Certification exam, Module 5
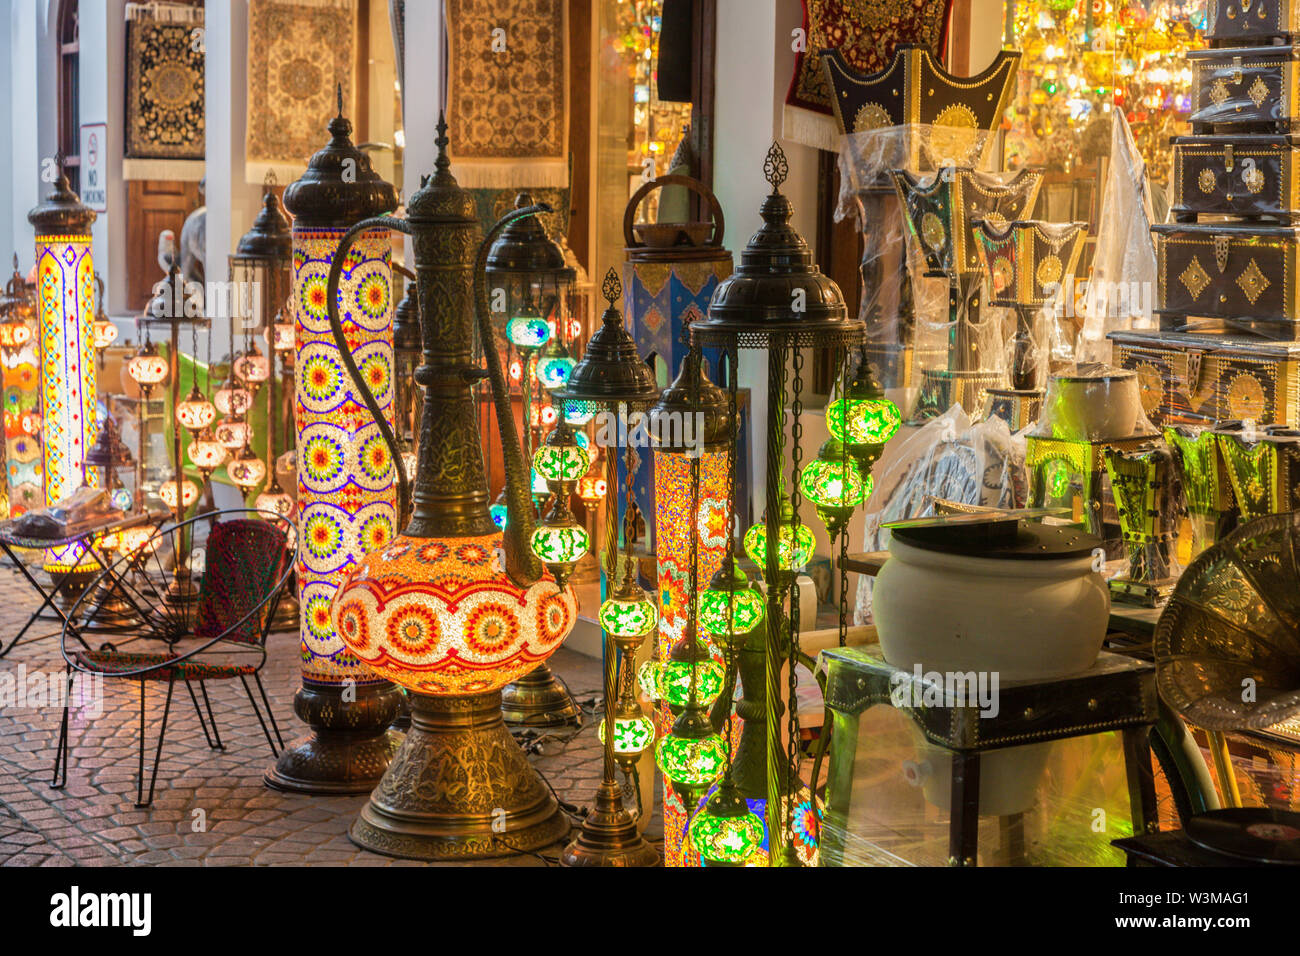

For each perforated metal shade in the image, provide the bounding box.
[691,143,862,349]
[553,268,658,409]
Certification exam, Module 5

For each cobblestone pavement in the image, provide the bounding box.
[0,565,659,866]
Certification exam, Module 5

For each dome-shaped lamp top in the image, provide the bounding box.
[553,268,658,407]
[693,142,860,347]
[28,161,96,236]
[404,114,477,225]
[84,416,133,469]
[485,193,576,281]
[283,86,399,228]
[141,260,202,327]
[649,348,734,451]
[234,181,293,261]
[0,255,31,318]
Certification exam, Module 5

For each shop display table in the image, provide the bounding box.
[817,644,1160,866]
[0,510,162,658]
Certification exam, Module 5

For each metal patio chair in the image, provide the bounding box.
[51,508,296,807]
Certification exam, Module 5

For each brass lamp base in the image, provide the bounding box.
[561,780,660,867]
[501,662,582,728]
[265,681,404,794]
[269,590,300,632]
[349,690,570,860]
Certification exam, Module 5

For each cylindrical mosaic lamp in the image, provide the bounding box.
[28,166,98,581]
[0,257,42,518]
[265,103,404,795]
[647,350,734,866]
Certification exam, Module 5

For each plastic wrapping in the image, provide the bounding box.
[835,126,1000,397]
[853,408,1027,625]
[1029,363,1159,443]
[818,703,1177,866]
[1077,112,1158,364]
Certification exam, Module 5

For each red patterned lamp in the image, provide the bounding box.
[325,119,579,859]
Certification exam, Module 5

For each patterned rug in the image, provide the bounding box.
[245,0,357,183]
[445,0,569,188]
[124,2,206,160]
[783,0,953,151]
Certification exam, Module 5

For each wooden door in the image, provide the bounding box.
[125,179,202,312]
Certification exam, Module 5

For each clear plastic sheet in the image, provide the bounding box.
[835,126,1000,396]
[819,704,1176,866]
[1076,112,1158,364]
[853,407,1027,625]
[1029,363,1159,443]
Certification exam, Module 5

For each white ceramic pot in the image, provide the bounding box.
[874,524,1109,821]
[875,534,1110,681]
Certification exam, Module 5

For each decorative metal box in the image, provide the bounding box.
[1214,425,1300,518]
[974,219,1089,308]
[821,45,1020,170]
[1205,0,1300,44]
[892,169,1043,278]
[1170,135,1300,222]
[1188,46,1298,131]
[1110,329,1300,427]
[1152,222,1300,337]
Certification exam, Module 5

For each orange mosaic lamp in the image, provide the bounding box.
[322,117,578,860]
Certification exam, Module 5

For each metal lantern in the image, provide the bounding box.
[324,119,578,860]
[265,97,404,796]
[549,267,661,867]
[486,192,577,464]
[391,268,421,495]
[28,163,98,579]
[690,142,865,866]
[140,262,209,607]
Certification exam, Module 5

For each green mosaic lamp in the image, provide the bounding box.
[800,438,872,534]
[688,778,765,867]
[533,420,590,493]
[655,700,728,807]
[699,562,766,645]
[744,496,816,581]
[827,348,901,481]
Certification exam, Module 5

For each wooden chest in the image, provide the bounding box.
[1205,0,1300,44]
[1109,329,1300,427]
[1188,46,1299,130]
[1153,222,1300,337]
[1171,135,1300,221]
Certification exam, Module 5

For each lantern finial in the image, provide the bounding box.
[602,267,621,306]
[763,142,788,192]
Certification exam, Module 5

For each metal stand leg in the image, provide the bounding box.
[198,681,222,749]
[137,672,176,809]
[186,680,219,750]
[1122,726,1160,836]
[949,751,980,867]
[240,675,279,757]
[1207,730,1242,809]
[252,674,284,749]
[50,666,75,789]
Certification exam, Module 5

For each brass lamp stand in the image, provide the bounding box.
[325,121,572,858]
[554,270,661,867]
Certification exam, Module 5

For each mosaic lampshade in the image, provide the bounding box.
[92,318,118,350]
[744,501,816,575]
[656,705,727,790]
[687,785,822,867]
[234,345,271,386]
[688,782,765,866]
[506,311,549,349]
[159,478,200,510]
[176,384,217,433]
[533,424,590,487]
[331,533,578,694]
[698,565,765,641]
[29,171,98,572]
[255,477,295,519]
[215,416,251,450]
[826,395,902,446]
[535,337,575,390]
[597,583,658,638]
[214,380,253,416]
[229,445,267,491]
[292,224,398,686]
[127,342,168,389]
[187,429,227,473]
[598,712,656,758]
[0,259,41,519]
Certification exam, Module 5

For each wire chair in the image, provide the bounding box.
[51,508,297,807]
